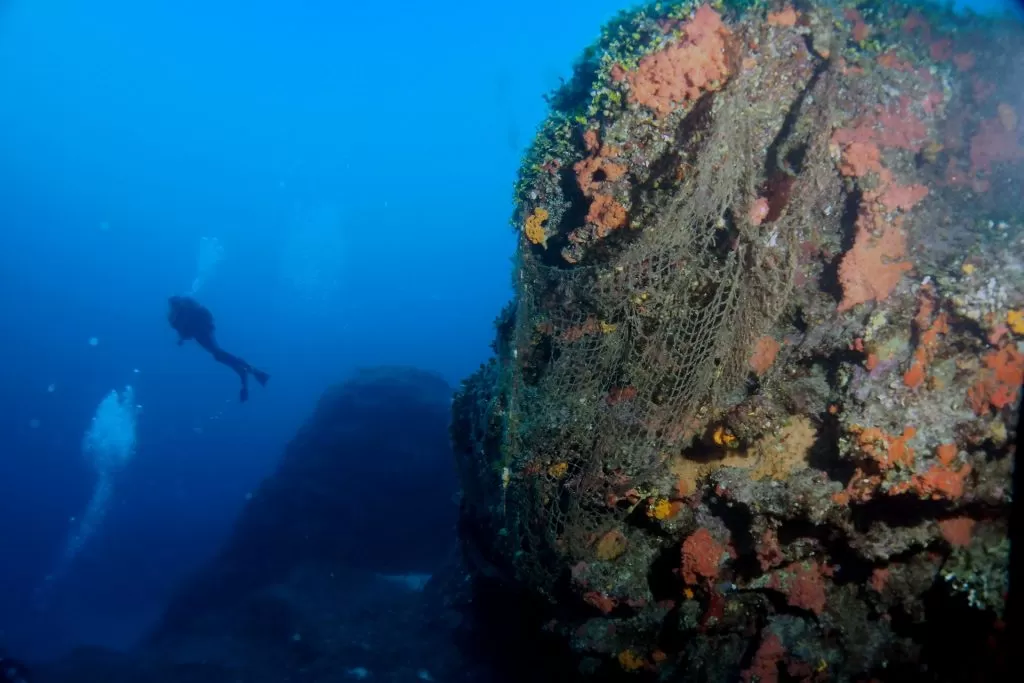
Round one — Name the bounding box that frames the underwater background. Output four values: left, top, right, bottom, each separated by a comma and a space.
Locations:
0, 0, 622, 659
0, 0, 1020, 674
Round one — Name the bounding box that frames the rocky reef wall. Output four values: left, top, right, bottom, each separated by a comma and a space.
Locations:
453, 1, 1021, 680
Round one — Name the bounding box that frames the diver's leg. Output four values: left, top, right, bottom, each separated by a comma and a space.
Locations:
210, 347, 246, 376
208, 346, 251, 400
211, 347, 268, 387
199, 336, 267, 397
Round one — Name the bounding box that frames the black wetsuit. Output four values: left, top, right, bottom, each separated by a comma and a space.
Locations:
168, 296, 269, 402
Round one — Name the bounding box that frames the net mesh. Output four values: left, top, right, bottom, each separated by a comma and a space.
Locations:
459, 19, 845, 596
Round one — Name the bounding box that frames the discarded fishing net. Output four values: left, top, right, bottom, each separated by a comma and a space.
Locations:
455, 0, 1020, 679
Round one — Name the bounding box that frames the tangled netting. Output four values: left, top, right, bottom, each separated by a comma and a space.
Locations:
455, 14, 846, 595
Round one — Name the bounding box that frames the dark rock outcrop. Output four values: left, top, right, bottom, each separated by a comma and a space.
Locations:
157, 366, 459, 635
37, 366, 472, 683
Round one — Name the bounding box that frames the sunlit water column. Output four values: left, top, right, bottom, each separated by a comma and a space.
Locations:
189, 236, 225, 295
279, 204, 347, 306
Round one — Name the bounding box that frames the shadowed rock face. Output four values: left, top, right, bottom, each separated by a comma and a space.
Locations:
36, 563, 490, 683
36, 367, 470, 683
37, 559, 574, 683
156, 366, 460, 636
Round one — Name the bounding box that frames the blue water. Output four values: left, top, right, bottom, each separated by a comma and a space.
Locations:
0, 0, 1020, 666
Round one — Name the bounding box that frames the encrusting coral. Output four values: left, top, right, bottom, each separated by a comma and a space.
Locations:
455, 1, 1021, 680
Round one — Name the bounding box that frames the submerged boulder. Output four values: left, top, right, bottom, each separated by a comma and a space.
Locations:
38, 367, 474, 683
157, 365, 458, 633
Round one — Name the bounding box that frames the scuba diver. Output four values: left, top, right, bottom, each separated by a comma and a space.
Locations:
0, 653, 31, 683
168, 296, 270, 402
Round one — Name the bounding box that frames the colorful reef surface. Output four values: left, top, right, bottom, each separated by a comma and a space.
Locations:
453, 0, 1022, 680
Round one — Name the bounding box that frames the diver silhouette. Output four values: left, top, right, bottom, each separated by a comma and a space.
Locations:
168, 296, 269, 402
